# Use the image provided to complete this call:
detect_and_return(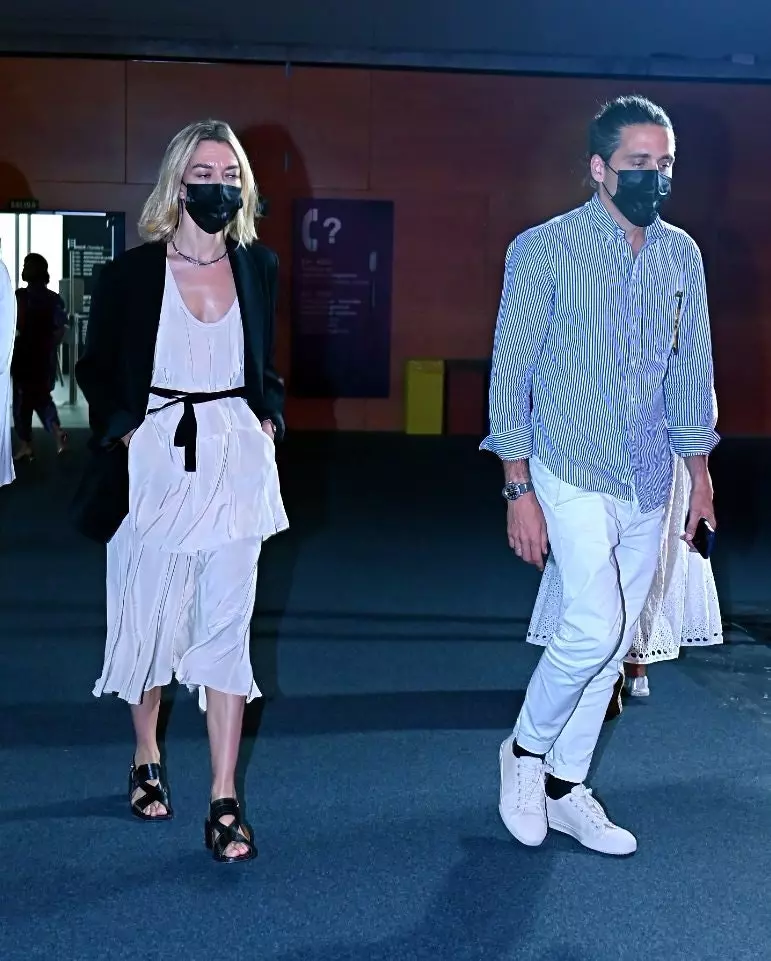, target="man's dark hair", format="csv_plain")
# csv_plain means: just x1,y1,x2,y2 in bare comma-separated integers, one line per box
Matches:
589,95,674,165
